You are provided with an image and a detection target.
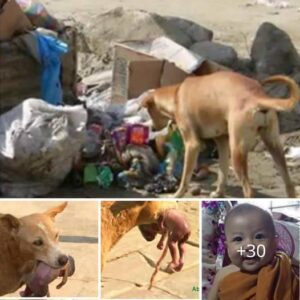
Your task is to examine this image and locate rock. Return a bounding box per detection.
[164,16,213,42]
[84,7,205,63]
[251,22,300,76]
[263,72,300,133]
[232,58,254,77]
[190,41,238,67]
[278,111,300,133]
[191,186,202,196]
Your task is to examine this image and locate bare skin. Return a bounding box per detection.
[139,208,191,272]
[146,208,190,290]
[156,209,190,271]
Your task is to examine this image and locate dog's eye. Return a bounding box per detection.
[33,239,44,246]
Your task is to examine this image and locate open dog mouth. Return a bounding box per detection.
[21,256,75,297]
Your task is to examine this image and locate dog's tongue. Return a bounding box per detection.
[35,262,56,280]
[26,262,61,297]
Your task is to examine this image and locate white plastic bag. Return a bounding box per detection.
[0,99,87,197]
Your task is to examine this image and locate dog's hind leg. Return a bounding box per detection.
[210,136,229,198]
[229,116,256,198]
[228,122,253,198]
[259,117,295,198]
[174,138,200,198]
[231,146,253,198]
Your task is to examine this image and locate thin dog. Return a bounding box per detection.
[141,71,299,198]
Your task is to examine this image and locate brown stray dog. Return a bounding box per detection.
[0,202,75,297]
[101,201,178,271]
[141,71,299,198]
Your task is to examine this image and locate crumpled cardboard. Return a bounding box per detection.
[112,36,228,103]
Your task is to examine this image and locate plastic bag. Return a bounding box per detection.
[0,98,87,197]
[35,33,68,105]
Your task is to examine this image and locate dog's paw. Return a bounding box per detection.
[173,189,186,198]
[209,191,225,198]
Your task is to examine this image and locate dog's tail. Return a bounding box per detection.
[257,75,300,111]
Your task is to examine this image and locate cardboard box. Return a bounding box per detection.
[112,36,227,103]
[0,0,33,41]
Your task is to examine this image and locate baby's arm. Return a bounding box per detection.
[157,229,167,250]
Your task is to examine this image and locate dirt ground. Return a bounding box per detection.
[45,0,300,56]
[50,130,300,198]
[101,201,199,299]
[0,201,98,298]
[42,0,300,199]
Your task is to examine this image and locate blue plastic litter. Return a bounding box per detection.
[35,33,68,105]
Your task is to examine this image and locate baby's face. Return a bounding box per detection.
[225,211,277,273]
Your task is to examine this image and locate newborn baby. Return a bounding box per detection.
[156,208,190,271]
[139,208,190,272]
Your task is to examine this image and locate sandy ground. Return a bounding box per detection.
[44,0,300,57]
[0,201,98,298]
[101,201,199,299]
[40,0,300,198]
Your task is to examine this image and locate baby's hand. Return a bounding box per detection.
[157,240,164,250]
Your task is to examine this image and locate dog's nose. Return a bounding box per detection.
[58,255,69,267]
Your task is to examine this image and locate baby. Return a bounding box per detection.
[156,208,190,271]
[139,208,190,272]
[208,203,299,300]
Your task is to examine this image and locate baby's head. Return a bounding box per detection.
[224,203,277,273]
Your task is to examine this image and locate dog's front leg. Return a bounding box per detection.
[174,141,200,198]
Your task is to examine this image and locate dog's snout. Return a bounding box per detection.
[58,254,68,267]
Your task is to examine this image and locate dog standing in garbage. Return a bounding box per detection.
[141,71,299,198]
[0,202,75,297]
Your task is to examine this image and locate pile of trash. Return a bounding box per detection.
[0,0,82,196]
[77,99,184,195]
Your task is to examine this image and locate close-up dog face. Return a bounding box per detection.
[18,202,68,269]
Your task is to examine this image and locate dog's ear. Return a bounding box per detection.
[45,202,68,220]
[140,92,154,109]
[138,224,158,241]
[0,214,20,232]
